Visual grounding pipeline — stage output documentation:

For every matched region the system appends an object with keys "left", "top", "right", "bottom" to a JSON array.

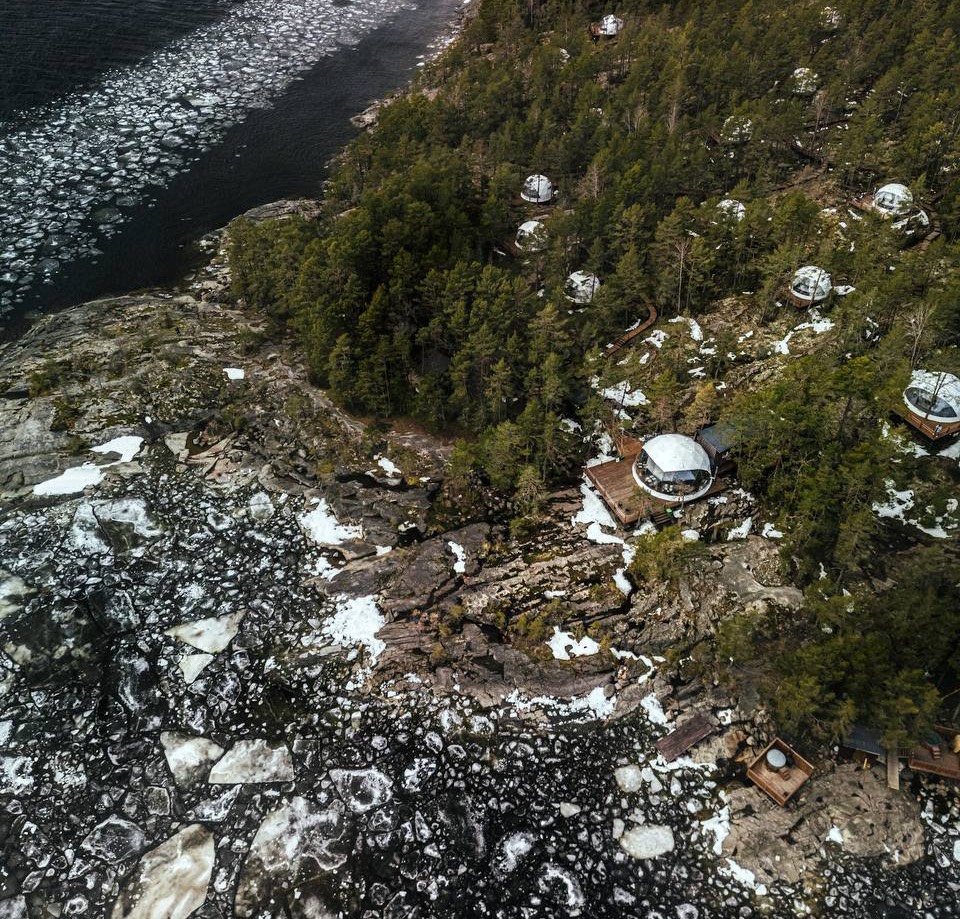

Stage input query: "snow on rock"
[
  {"left": 298, "top": 498, "right": 362, "bottom": 545},
  {"left": 873, "top": 480, "right": 959, "bottom": 538},
  {"left": 110, "top": 824, "right": 214, "bottom": 919},
  {"left": 92, "top": 435, "right": 144, "bottom": 463},
  {"left": 160, "top": 733, "right": 225, "bottom": 786},
  {"left": 207, "top": 739, "right": 294, "bottom": 784},
  {"left": 32, "top": 463, "right": 104, "bottom": 496},
  {"left": 223, "top": 367, "right": 245, "bottom": 380},
  {"left": 330, "top": 767, "right": 393, "bottom": 813},
  {"left": 573, "top": 482, "right": 620, "bottom": 545},
  {"left": 235, "top": 798, "right": 347, "bottom": 917},
  {"left": 506, "top": 686, "right": 615, "bottom": 721},
  {"left": 165, "top": 611, "right": 244, "bottom": 654},
  {"left": 701, "top": 805, "right": 731, "bottom": 855},
  {"left": 761, "top": 522, "right": 783, "bottom": 539},
  {"left": 613, "top": 568, "right": 632, "bottom": 596},
  {"left": 727, "top": 516, "right": 753, "bottom": 539},
  {"left": 547, "top": 627, "right": 600, "bottom": 660},
  {"left": 681, "top": 529, "right": 700, "bottom": 541},
  {"left": 772, "top": 311, "right": 835, "bottom": 355},
  {"left": 595, "top": 378, "right": 649, "bottom": 407},
  {"left": 376, "top": 455, "right": 402, "bottom": 477},
  {"left": 669, "top": 316, "right": 703, "bottom": 341},
  {"left": 448, "top": 541, "right": 467, "bottom": 574},
  {"left": 640, "top": 693, "right": 669, "bottom": 726},
  {"left": 619, "top": 824, "right": 675, "bottom": 859},
  {"left": 826, "top": 825, "right": 844, "bottom": 845},
  {"left": 645, "top": 330, "right": 668, "bottom": 349},
  {"left": 719, "top": 857, "right": 768, "bottom": 896},
  {"left": 322, "top": 595, "right": 386, "bottom": 664}
]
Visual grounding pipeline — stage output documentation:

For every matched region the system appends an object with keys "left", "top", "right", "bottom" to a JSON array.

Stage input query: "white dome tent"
[
  {"left": 902, "top": 369, "right": 960, "bottom": 437},
  {"left": 597, "top": 14, "right": 624, "bottom": 35},
  {"left": 515, "top": 219, "right": 547, "bottom": 252},
  {"left": 873, "top": 183, "right": 914, "bottom": 216},
  {"left": 521, "top": 174, "right": 555, "bottom": 204},
  {"left": 788, "top": 265, "right": 832, "bottom": 307},
  {"left": 717, "top": 198, "right": 746, "bottom": 222},
  {"left": 564, "top": 270, "right": 601, "bottom": 304},
  {"left": 632, "top": 434, "right": 715, "bottom": 502}
]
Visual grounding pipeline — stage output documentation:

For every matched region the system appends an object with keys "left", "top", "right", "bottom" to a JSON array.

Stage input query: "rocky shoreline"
[{"left": 0, "top": 200, "right": 955, "bottom": 916}]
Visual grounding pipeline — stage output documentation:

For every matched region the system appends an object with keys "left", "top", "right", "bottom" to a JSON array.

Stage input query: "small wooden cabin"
[{"left": 746, "top": 738, "right": 814, "bottom": 806}]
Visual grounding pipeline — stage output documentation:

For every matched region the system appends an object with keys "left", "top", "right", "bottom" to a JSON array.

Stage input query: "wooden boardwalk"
[
  {"left": 586, "top": 437, "right": 730, "bottom": 526},
  {"left": 605, "top": 303, "right": 659, "bottom": 357},
  {"left": 655, "top": 714, "right": 715, "bottom": 762}
]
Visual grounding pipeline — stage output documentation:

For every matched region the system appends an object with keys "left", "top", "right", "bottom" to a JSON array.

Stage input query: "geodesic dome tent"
[
  {"left": 789, "top": 265, "right": 832, "bottom": 306},
  {"left": 564, "top": 270, "right": 601, "bottom": 304},
  {"left": 632, "top": 434, "right": 715, "bottom": 502},
  {"left": 597, "top": 14, "right": 624, "bottom": 35},
  {"left": 521, "top": 174, "right": 555, "bottom": 203},
  {"left": 903, "top": 370, "right": 960, "bottom": 431},
  {"left": 874, "top": 183, "right": 914, "bottom": 217},
  {"left": 516, "top": 219, "right": 547, "bottom": 252},
  {"left": 718, "top": 198, "right": 746, "bottom": 222}
]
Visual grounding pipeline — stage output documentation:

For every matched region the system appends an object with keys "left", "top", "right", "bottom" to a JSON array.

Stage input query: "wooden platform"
[
  {"left": 892, "top": 405, "right": 960, "bottom": 441},
  {"left": 746, "top": 738, "right": 814, "bottom": 806},
  {"left": 585, "top": 438, "right": 730, "bottom": 526},
  {"left": 908, "top": 726, "right": 960, "bottom": 781},
  {"left": 605, "top": 304, "right": 658, "bottom": 356},
  {"left": 655, "top": 714, "right": 715, "bottom": 762}
]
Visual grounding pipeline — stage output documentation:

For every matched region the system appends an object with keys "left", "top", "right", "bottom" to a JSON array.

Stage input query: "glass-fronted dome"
[
  {"left": 632, "top": 434, "right": 715, "bottom": 501},
  {"left": 521, "top": 174, "right": 554, "bottom": 204},
  {"left": 516, "top": 219, "right": 547, "bottom": 252},
  {"left": 874, "top": 183, "right": 914, "bottom": 216},
  {"left": 790, "top": 265, "right": 832, "bottom": 304},
  {"left": 564, "top": 270, "right": 601, "bottom": 304},
  {"left": 903, "top": 370, "right": 960, "bottom": 423}
]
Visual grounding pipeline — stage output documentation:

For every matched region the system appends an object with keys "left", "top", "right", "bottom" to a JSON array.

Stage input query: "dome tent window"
[
  {"left": 873, "top": 183, "right": 914, "bottom": 217},
  {"left": 515, "top": 220, "right": 547, "bottom": 253},
  {"left": 632, "top": 434, "right": 715, "bottom": 502},
  {"left": 564, "top": 270, "right": 601, "bottom": 304},
  {"left": 521, "top": 174, "right": 555, "bottom": 204},
  {"left": 788, "top": 265, "right": 831, "bottom": 307}
]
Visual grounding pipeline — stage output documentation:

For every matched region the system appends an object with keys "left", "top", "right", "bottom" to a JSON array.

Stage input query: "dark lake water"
[{"left": 0, "top": 0, "right": 463, "bottom": 336}]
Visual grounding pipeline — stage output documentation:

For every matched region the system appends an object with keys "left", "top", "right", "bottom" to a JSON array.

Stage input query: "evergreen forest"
[{"left": 228, "top": 0, "right": 960, "bottom": 746}]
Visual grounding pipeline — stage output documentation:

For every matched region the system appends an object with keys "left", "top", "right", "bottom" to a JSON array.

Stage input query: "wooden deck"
[
  {"left": 908, "top": 726, "right": 960, "bottom": 781},
  {"left": 892, "top": 405, "right": 960, "bottom": 441},
  {"left": 655, "top": 714, "right": 715, "bottom": 762},
  {"left": 746, "top": 738, "right": 814, "bottom": 806},
  {"left": 585, "top": 439, "right": 730, "bottom": 526}
]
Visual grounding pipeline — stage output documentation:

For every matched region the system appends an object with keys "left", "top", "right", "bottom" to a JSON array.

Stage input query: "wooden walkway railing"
[{"left": 605, "top": 302, "right": 658, "bottom": 357}]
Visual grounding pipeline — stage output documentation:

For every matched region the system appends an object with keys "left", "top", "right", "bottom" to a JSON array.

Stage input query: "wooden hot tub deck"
[{"left": 585, "top": 436, "right": 729, "bottom": 527}]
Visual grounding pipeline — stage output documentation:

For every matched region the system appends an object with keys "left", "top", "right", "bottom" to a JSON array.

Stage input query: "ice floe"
[{"left": 207, "top": 739, "right": 294, "bottom": 784}]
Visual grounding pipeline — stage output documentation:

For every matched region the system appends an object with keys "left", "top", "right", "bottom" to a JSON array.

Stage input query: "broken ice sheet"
[{"left": 165, "top": 611, "right": 244, "bottom": 653}]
